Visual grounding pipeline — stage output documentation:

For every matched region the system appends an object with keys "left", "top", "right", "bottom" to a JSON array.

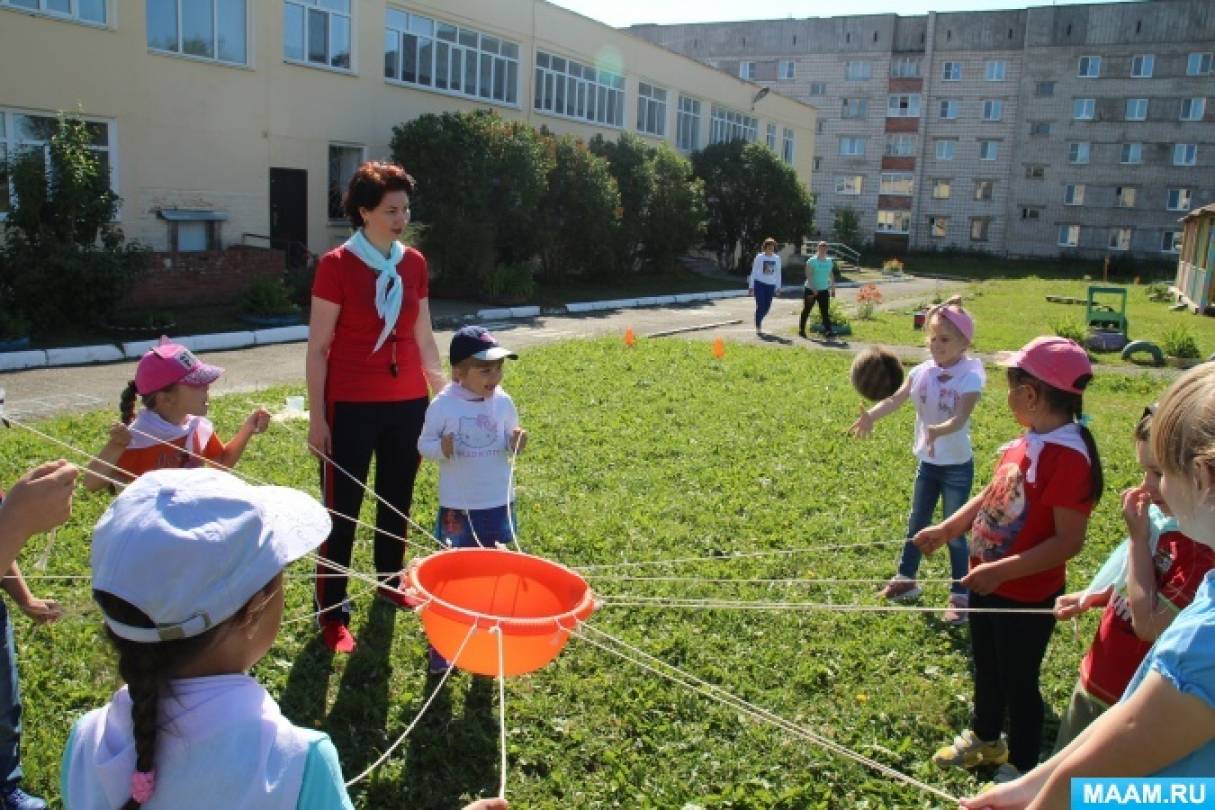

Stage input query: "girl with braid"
[
  {"left": 61, "top": 468, "right": 506, "bottom": 810},
  {"left": 83, "top": 338, "right": 268, "bottom": 493}
]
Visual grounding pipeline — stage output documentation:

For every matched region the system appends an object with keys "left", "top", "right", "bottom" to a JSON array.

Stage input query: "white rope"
[
  {"left": 598, "top": 595, "right": 1057, "bottom": 615},
  {"left": 571, "top": 539, "right": 907, "bottom": 572},
  {"left": 344, "top": 622, "right": 478, "bottom": 787},
  {"left": 573, "top": 623, "right": 959, "bottom": 805},
  {"left": 493, "top": 624, "right": 509, "bottom": 799},
  {"left": 505, "top": 440, "right": 522, "bottom": 553},
  {"left": 585, "top": 574, "right": 960, "bottom": 586}
]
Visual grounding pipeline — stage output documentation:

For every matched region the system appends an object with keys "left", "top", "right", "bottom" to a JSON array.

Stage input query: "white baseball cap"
[{"left": 91, "top": 468, "right": 331, "bottom": 643}]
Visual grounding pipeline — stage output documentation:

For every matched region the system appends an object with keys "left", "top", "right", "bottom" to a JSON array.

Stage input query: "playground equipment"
[
  {"left": 405, "top": 548, "right": 597, "bottom": 677},
  {"left": 1121, "top": 340, "right": 1165, "bottom": 367},
  {"left": 1083, "top": 286, "right": 1130, "bottom": 352}
]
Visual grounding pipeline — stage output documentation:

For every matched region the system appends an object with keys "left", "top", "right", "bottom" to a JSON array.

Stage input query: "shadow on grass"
[
  {"left": 327, "top": 600, "right": 399, "bottom": 777},
  {"left": 278, "top": 633, "right": 335, "bottom": 731}
]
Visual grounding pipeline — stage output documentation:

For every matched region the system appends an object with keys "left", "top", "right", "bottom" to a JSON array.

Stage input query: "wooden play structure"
[{"left": 1172, "top": 203, "right": 1215, "bottom": 315}]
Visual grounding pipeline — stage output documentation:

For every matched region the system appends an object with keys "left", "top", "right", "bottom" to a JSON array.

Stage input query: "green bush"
[
  {"left": 808, "top": 298, "right": 850, "bottom": 329},
  {"left": 480, "top": 262, "right": 537, "bottom": 304},
  {"left": 1, "top": 114, "right": 148, "bottom": 333},
  {"left": 833, "top": 206, "right": 861, "bottom": 248},
  {"left": 1050, "top": 319, "right": 1087, "bottom": 344},
  {"left": 537, "top": 135, "right": 619, "bottom": 282},
  {"left": 1145, "top": 282, "right": 1171, "bottom": 302},
  {"left": 239, "top": 277, "right": 300, "bottom": 316},
  {"left": 1162, "top": 324, "right": 1201, "bottom": 358}
]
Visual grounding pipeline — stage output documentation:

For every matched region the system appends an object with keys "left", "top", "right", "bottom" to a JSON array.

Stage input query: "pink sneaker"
[
  {"left": 878, "top": 575, "right": 922, "bottom": 603},
  {"left": 942, "top": 593, "right": 969, "bottom": 625}
]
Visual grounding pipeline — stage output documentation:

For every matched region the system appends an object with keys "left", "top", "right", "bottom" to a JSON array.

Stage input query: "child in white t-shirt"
[
  {"left": 418, "top": 326, "right": 527, "bottom": 672},
  {"left": 849, "top": 297, "right": 984, "bottom": 623}
]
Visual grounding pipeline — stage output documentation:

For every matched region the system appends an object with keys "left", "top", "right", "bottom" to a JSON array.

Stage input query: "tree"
[
  {"left": 535, "top": 135, "right": 620, "bottom": 282},
  {"left": 390, "top": 110, "right": 552, "bottom": 294},
  {"left": 692, "top": 141, "right": 813, "bottom": 273},
  {"left": 641, "top": 144, "right": 706, "bottom": 273},
  {"left": 0, "top": 115, "right": 147, "bottom": 333},
  {"left": 588, "top": 132, "right": 652, "bottom": 272},
  {"left": 832, "top": 206, "right": 861, "bottom": 248}
]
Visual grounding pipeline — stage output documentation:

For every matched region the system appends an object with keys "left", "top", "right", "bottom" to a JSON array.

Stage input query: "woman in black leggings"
[{"left": 799, "top": 241, "right": 836, "bottom": 338}]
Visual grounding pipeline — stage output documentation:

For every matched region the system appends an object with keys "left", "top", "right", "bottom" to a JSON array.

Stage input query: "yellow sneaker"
[{"left": 932, "top": 730, "right": 1008, "bottom": 769}]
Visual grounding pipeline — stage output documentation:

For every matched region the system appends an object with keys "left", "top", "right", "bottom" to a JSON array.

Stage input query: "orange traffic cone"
[
  {"left": 624, "top": 327, "right": 636, "bottom": 347},
  {"left": 712, "top": 337, "right": 725, "bottom": 359}
]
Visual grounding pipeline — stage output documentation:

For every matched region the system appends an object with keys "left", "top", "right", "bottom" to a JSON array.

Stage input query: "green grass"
[
  {"left": 837, "top": 276, "right": 1215, "bottom": 365},
  {"left": 0, "top": 338, "right": 1181, "bottom": 808},
  {"left": 875, "top": 253, "right": 1175, "bottom": 283}
]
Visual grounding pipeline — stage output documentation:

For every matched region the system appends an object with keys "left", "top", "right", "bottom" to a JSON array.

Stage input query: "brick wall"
[{"left": 122, "top": 246, "right": 286, "bottom": 310}]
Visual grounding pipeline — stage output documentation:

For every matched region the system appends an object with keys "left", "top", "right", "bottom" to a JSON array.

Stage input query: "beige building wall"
[{"left": 0, "top": 0, "right": 817, "bottom": 256}]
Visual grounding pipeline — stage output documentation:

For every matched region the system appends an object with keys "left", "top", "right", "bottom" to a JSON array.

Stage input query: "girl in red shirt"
[
  {"left": 306, "top": 161, "right": 444, "bottom": 654},
  {"left": 915, "top": 336, "right": 1103, "bottom": 782}
]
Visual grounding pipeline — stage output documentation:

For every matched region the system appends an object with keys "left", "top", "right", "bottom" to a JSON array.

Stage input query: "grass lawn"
[
  {"left": 0, "top": 337, "right": 1179, "bottom": 808},
  {"left": 835, "top": 276, "right": 1215, "bottom": 366}
]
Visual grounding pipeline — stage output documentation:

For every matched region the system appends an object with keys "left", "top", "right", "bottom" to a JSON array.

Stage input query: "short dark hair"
[{"left": 343, "top": 161, "right": 416, "bottom": 228}]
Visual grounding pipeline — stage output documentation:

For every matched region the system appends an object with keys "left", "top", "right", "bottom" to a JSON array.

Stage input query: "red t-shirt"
[
  {"left": 1080, "top": 530, "right": 1215, "bottom": 705},
  {"left": 312, "top": 245, "right": 429, "bottom": 403},
  {"left": 969, "top": 439, "right": 1095, "bottom": 602}
]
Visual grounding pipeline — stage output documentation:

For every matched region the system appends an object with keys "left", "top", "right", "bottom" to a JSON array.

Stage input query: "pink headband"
[{"left": 930, "top": 305, "right": 974, "bottom": 344}]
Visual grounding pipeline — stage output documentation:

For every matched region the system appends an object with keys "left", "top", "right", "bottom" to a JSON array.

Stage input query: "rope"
[
  {"left": 571, "top": 539, "right": 907, "bottom": 573},
  {"left": 598, "top": 595, "right": 1057, "bottom": 615},
  {"left": 585, "top": 574, "right": 960, "bottom": 586},
  {"left": 572, "top": 623, "right": 959, "bottom": 805},
  {"left": 494, "top": 625, "right": 509, "bottom": 799},
  {"left": 344, "top": 622, "right": 478, "bottom": 787},
  {"left": 505, "top": 440, "right": 522, "bottom": 553}
]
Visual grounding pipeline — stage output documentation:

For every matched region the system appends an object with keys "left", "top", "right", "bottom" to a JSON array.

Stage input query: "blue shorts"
[{"left": 434, "top": 504, "right": 518, "bottom": 548}]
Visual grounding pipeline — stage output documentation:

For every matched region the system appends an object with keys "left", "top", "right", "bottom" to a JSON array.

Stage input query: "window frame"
[
  {"left": 1108, "top": 227, "right": 1132, "bottom": 251},
  {"left": 931, "top": 178, "right": 952, "bottom": 199},
  {"left": 929, "top": 215, "right": 948, "bottom": 238},
  {"left": 969, "top": 216, "right": 990, "bottom": 242},
  {"left": 1186, "top": 52, "right": 1213, "bottom": 76},
  {"left": 1064, "top": 183, "right": 1086, "bottom": 206},
  {"left": 941, "top": 61, "right": 961, "bottom": 81},
  {"left": 1173, "top": 143, "right": 1198, "bottom": 167},
  {"left": 1120, "top": 142, "right": 1142, "bottom": 165},
  {"left": 387, "top": 11, "right": 520, "bottom": 107},
  {"left": 886, "top": 94, "right": 921, "bottom": 118},
  {"left": 534, "top": 50, "right": 625, "bottom": 128},
  {"left": 1077, "top": 55, "right": 1101, "bottom": 78},
  {"left": 938, "top": 99, "right": 958, "bottom": 120},
  {"left": 834, "top": 175, "right": 863, "bottom": 195},
  {"left": 1115, "top": 186, "right": 1136, "bottom": 208},
  {"left": 844, "top": 60, "right": 872, "bottom": 81},
  {"left": 982, "top": 99, "right": 1003, "bottom": 122},
  {"left": 1073, "top": 98, "right": 1096, "bottom": 120},
  {"left": 1166, "top": 188, "right": 1192, "bottom": 212},
  {"left": 876, "top": 209, "right": 910, "bottom": 234},
  {"left": 973, "top": 179, "right": 994, "bottom": 201},
  {"left": 1161, "top": 230, "right": 1181, "bottom": 253},
  {"left": 778, "top": 60, "right": 796, "bottom": 80},
  {"left": 0, "top": 108, "right": 119, "bottom": 220},
  {"left": 781, "top": 127, "right": 795, "bottom": 165},
  {"left": 1125, "top": 98, "right": 1148, "bottom": 121},
  {"left": 1035, "top": 81, "right": 1055, "bottom": 97},
  {"left": 1068, "top": 141, "right": 1091, "bottom": 164},
  {"left": 636, "top": 80, "right": 668, "bottom": 138},
  {"left": 739, "top": 61, "right": 755, "bottom": 80},
  {"left": 890, "top": 57, "right": 920, "bottom": 78},
  {"left": 710, "top": 104, "right": 757, "bottom": 145},
  {"left": 675, "top": 94, "right": 701, "bottom": 152},
  {"left": 879, "top": 172, "right": 914, "bottom": 196},
  {"left": 978, "top": 139, "right": 999, "bottom": 161},
  {"left": 837, "top": 136, "right": 865, "bottom": 157},
  {"left": 1131, "top": 54, "right": 1154, "bottom": 78},
  {"left": 1058, "top": 224, "right": 1080, "bottom": 247},
  {"left": 284, "top": 0, "right": 352, "bottom": 71},
  {"left": 841, "top": 97, "right": 868, "bottom": 119},
  {"left": 1, "top": 0, "right": 105, "bottom": 25},
  {"left": 885, "top": 134, "right": 916, "bottom": 157},
  {"left": 327, "top": 142, "right": 365, "bottom": 222},
  {"left": 148, "top": 0, "right": 249, "bottom": 66},
  {"left": 934, "top": 138, "right": 956, "bottom": 161},
  {"left": 984, "top": 60, "right": 1006, "bottom": 81},
  {"left": 1179, "top": 97, "right": 1206, "bottom": 122}
]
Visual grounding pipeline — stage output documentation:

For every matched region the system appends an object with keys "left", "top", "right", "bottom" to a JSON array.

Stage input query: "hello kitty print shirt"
[{"left": 417, "top": 382, "right": 519, "bottom": 510}]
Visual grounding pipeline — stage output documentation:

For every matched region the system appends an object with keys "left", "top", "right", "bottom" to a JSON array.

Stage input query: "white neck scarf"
[
  {"left": 127, "top": 409, "right": 213, "bottom": 457},
  {"left": 344, "top": 229, "right": 405, "bottom": 353},
  {"left": 1009, "top": 422, "right": 1090, "bottom": 485}
]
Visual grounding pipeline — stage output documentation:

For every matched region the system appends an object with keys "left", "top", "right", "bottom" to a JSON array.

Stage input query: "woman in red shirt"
[{"left": 306, "top": 161, "right": 445, "bottom": 654}]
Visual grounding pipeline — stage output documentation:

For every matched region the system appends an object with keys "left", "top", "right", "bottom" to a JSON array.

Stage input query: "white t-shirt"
[
  {"left": 907, "top": 356, "right": 985, "bottom": 465},
  {"left": 749, "top": 252, "right": 782, "bottom": 289},
  {"left": 418, "top": 382, "right": 520, "bottom": 510}
]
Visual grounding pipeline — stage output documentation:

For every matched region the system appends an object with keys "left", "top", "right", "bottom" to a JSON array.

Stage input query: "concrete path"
[{"left": 0, "top": 277, "right": 951, "bottom": 421}]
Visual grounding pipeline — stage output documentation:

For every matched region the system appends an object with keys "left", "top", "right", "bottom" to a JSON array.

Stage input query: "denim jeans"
[
  {"left": 434, "top": 504, "right": 518, "bottom": 549},
  {"left": 0, "top": 600, "right": 24, "bottom": 788},
  {"left": 896, "top": 458, "right": 974, "bottom": 595},
  {"left": 752, "top": 281, "right": 776, "bottom": 330}
]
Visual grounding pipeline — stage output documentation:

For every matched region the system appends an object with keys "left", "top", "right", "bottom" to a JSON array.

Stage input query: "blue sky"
[{"left": 550, "top": 0, "right": 1139, "bottom": 27}]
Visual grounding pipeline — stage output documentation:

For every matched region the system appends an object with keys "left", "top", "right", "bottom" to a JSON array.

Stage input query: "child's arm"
[
  {"left": 848, "top": 372, "right": 913, "bottom": 437},
  {"left": 1, "top": 563, "right": 63, "bottom": 624},
  {"left": 0, "top": 461, "right": 77, "bottom": 574},
  {"left": 1054, "top": 586, "right": 1112, "bottom": 620},
  {"left": 913, "top": 486, "right": 989, "bottom": 553},
  {"left": 963, "top": 506, "right": 1087, "bottom": 595},
  {"left": 1122, "top": 486, "right": 1174, "bottom": 641},
  {"left": 216, "top": 408, "right": 271, "bottom": 469},
  {"left": 503, "top": 396, "right": 526, "bottom": 454},
  {"left": 924, "top": 391, "right": 980, "bottom": 447},
  {"left": 83, "top": 423, "right": 131, "bottom": 492},
  {"left": 417, "top": 401, "right": 449, "bottom": 461}
]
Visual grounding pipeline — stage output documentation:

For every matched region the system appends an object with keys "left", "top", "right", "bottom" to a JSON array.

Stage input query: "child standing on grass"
[
  {"left": 961, "top": 363, "right": 1215, "bottom": 809},
  {"left": 61, "top": 468, "right": 508, "bottom": 810},
  {"left": 799, "top": 241, "right": 835, "bottom": 339},
  {"left": 849, "top": 297, "right": 984, "bottom": 624},
  {"left": 1050, "top": 404, "right": 1215, "bottom": 752},
  {"left": 83, "top": 337, "right": 269, "bottom": 491},
  {"left": 915, "top": 336, "right": 1102, "bottom": 784},
  {"left": 418, "top": 326, "right": 526, "bottom": 673},
  {"left": 747, "top": 238, "right": 781, "bottom": 334}
]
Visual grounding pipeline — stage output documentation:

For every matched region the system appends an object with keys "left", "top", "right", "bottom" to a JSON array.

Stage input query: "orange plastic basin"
[{"left": 407, "top": 548, "right": 596, "bottom": 677}]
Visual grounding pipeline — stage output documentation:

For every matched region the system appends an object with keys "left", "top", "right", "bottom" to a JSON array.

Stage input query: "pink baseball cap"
[
  {"left": 1000, "top": 336, "right": 1092, "bottom": 395},
  {"left": 134, "top": 337, "right": 224, "bottom": 396}
]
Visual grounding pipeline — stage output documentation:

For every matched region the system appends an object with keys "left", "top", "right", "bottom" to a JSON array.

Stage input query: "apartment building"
[
  {"left": 0, "top": 0, "right": 816, "bottom": 258},
  {"left": 629, "top": 0, "right": 1215, "bottom": 260}
]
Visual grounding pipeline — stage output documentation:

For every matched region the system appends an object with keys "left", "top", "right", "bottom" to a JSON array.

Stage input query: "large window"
[
  {"left": 978, "top": 140, "right": 999, "bottom": 161},
  {"left": 1167, "top": 188, "right": 1192, "bottom": 211},
  {"left": 934, "top": 139, "right": 956, "bottom": 160},
  {"left": 844, "top": 61, "right": 871, "bottom": 80},
  {"left": 890, "top": 58, "right": 920, "bottom": 78},
  {"left": 0, "top": 109, "right": 116, "bottom": 217},
  {"left": 938, "top": 99, "right": 958, "bottom": 120},
  {"left": 284, "top": 0, "right": 350, "bottom": 69},
  {"left": 710, "top": 105, "right": 756, "bottom": 144},
  {"left": 1131, "top": 54, "right": 1154, "bottom": 78},
  {"left": 838, "top": 136, "right": 865, "bottom": 157},
  {"left": 779, "top": 60, "right": 796, "bottom": 80},
  {"left": 781, "top": 128, "right": 794, "bottom": 165},
  {"left": 841, "top": 98, "right": 867, "bottom": 119},
  {"left": 2, "top": 0, "right": 104, "bottom": 23},
  {"left": 535, "top": 51, "right": 624, "bottom": 127},
  {"left": 1058, "top": 225, "right": 1080, "bottom": 247},
  {"left": 1120, "top": 142, "right": 1142, "bottom": 165},
  {"left": 676, "top": 95, "right": 700, "bottom": 152},
  {"left": 1077, "top": 55, "right": 1101, "bottom": 78},
  {"left": 387, "top": 12, "right": 518, "bottom": 105},
  {"left": 984, "top": 60, "right": 1006, "bottom": 81},
  {"left": 876, "top": 210, "right": 910, "bottom": 233},
  {"left": 1174, "top": 143, "right": 1198, "bottom": 166},
  {"left": 738, "top": 61, "right": 755, "bottom": 80},
  {"left": 636, "top": 81, "right": 667, "bottom": 137},
  {"left": 1068, "top": 141, "right": 1090, "bottom": 164},
  {"left": 1073, "top": 98, "right": 1095, "bottom": 120},
  {"left": 834, "top": 175, "right": 863, "bottom": 195},
  {"left": 885, "top": 135, "right": 915, "bottom": 157},
  {"left": 879, "top": 173, "right": 913, "bottom": 195},
  {"left": 1180, "top": 97, "right": 1206, "bottom": 122},
  {"left": 1186, "top": 52, "right": 1213, "bottom": 76},
  {"left": 765, "top": 123, "right": 777, "bottom": 150},
  {"left": 1125, "top": 98, "right": 1148, "bottom": 121},
  {"left": 942, "top": 61, "right": 961, "bottom": 81},
  {"left": 147, "top": 0, "right": 247, "bottom": 64},
  {"left": 982, "top": 99, "right": 1003, "bottom": 121},
  {"left": 327, "top": 143, "right": 364, "bottom": 221},
  {"left": 1064, "top": 183, "right": 1085, "bottom": 206},
  {"left": 887, "top": 94, "right": 921, "bottom": 118}
]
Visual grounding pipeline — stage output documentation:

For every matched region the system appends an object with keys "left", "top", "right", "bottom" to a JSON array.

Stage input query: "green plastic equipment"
[{"left": 1085, "top": 286, "right": 1129, "bottom": 337}]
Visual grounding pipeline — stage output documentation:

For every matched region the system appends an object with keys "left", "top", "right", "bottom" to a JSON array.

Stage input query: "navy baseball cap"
[{"left": 449, "top": 326, "right": 518, "bottom": 366}]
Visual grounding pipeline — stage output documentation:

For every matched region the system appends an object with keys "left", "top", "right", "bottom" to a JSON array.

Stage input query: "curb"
[{"left": 0, "top": 290, "right": 753, "bottom": 371}]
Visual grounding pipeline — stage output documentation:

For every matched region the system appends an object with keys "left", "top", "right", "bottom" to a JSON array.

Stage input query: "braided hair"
[
  {"left": 93, "top": 591, "right": 222, "bottom": 808},
  {"left": 119, "top": 381, "right": 169, "bottom": 425},
  {"left": 1007, "top": 366, "right": 1104, "bottom": 504}
]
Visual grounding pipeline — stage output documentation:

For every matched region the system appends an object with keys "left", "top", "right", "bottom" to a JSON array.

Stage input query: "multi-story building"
[
  {"left": 629, "top": 0, "right": 1215, "bottom": 260},
  {"left": 0, "top": 0, "right": 816, "bottom": 261}
]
